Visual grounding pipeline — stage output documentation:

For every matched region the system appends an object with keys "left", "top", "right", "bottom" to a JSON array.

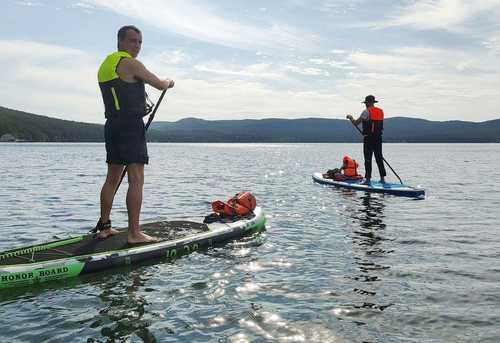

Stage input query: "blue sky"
[{"left": 1, "top": 0, "right": 500, "bottom": 123}]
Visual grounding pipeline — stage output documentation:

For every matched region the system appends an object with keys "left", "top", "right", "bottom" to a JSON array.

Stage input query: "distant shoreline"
[
  {"left": 1, "top": 105, "right": 499, "bottom": 143},
  {"left": 1, "top": 141, "right": 498, "bottom": 145}
]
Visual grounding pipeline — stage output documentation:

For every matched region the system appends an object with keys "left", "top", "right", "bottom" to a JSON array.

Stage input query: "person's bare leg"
[
  {"left": 98, "top": 163, "right": 124, "bottom": 238},
  {"left": 126, "top": 163, "right": 156, "bottom": 243}
]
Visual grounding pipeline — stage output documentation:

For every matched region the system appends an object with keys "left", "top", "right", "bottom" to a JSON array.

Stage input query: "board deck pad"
[{"left": 0, "top": 221, "right": 209, "bottom": 266}]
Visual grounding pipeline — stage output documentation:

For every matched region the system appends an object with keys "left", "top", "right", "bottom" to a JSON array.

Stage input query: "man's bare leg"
[
  {"left": 97, "top": 163, "right": 124, "bottom": 238},
  {"left": 126, "top": 163, "right": 156, "bottom": 243}
]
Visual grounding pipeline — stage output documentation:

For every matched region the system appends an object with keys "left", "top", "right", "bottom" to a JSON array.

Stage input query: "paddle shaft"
[
  {"left": 349, "top": 120, "right": 403, "bottom": 184},
  {"left": 114, "top": 89, "right": 167, "bottom": 195}
]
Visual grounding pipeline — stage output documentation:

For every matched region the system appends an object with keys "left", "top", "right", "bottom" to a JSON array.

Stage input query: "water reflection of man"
[{"left": 347, "top": 194, "right": 393, "bottom": 312}]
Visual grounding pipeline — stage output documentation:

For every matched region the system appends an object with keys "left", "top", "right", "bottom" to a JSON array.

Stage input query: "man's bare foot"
[
  {"left": 127, "top": 231, "right": 158, "bottom": 244},
  {"left": 98, "top": 228, "right": 120, "bottom": 239}
]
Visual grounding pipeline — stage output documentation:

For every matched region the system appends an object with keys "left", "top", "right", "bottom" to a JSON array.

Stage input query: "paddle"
[
  {"left": 347, "top": 118, "right": 404, "bottom": 184},
  {"left": 114, "top": 89, "right": 167, "bottom": 195}
]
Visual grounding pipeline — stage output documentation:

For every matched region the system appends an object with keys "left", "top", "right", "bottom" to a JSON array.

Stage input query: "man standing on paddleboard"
[
  {"left": 347, "top": 95, "right": 387, "bottom": 184},
  {"left": 94, "top": 25, "right": 174, "bottom": 243}
]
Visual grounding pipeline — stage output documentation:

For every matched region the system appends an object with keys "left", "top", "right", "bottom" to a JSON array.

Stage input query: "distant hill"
[
  {"left": 148, "top": 118, "right": 356, "bottom": 142},
  {"left": 383, "top": 117, "right": 500, "bottom": 143},
  {"left": 1, "top": 105, "right": 499, "bottom": 142},
  {"left": 148, "top": 117, "right": 500, "bottom": 143},
  {"left": 0, "top": 106, "right": 102, "bottom": 142}
]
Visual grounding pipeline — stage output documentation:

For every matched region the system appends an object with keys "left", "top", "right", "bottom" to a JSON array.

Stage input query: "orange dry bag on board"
[
  {"left": 211, "top": 192, "right": 257, "bottom": 217},
  {"left": 229, "top": 192, "right": 257, "bottom": 212}
]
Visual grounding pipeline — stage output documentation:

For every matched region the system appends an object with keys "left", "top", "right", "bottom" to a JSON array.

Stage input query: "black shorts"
[{"left": 104, "top": 117, "right": 149, "bottom": 165}]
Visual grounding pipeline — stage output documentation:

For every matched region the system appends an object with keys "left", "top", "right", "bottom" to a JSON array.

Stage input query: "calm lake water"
[{"left": 0, "top": 143, "right": 499, "bottom": 342}]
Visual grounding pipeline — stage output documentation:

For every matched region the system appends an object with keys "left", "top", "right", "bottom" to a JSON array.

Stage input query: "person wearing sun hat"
[{"left": 346, "top": 95, "right": 387, "bottom": 184}]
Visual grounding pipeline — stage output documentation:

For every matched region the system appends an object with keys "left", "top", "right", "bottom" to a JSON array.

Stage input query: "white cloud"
[
  {"left": 308, "top": 57, "right": 355, "bottom": 70},
  {"left": 382, "top": 0, "right": 500, "bottom": 31},
  {"left": 285, "top": 65, "right": 330, "bottom": 77},
  {"left": 320, "top": 0, "right": 362, "bottom": 14},
  {"left": 0, "top": 40, "right": 102, "bottom": 122},
  {"left": 2, "top": 39, "right": 499, "bottom": 123},
  {"left": 0, "top": 39, "right": 336, "bottom": 122},
  {"left": 158, "top": 50, "right": 189, "bottom": 65},
  {"left": 3, "top": 0, "right": 500, "bottom": 124},
  {"left": 158, "top": 78, "right": 338, "bottom": 119},
  {"left": 483, "top": 34, "right": 500, "bottom": 55},
  {"left": 331, "top": 49, "right": 346, "bottom": 55},
  {"left": 15, "top": 1, "right": 43, "bottom": 7},
  {"left": 70, "top": 2, "right": 95, "bottom": 11},
  {"left": 142, "top": 44, "right": 500, "bottom": 121},
  {"left": 0, "top": 40, "right": 85, "bottom": 60},
  {"left": 349, "top": 46, "right": 499, "bottom": 74},
  {"left": 194, "top": 62, "right": 285, "bottom": 80},
  {"left": 339, "top": 46, "right": 500, "bottom": 120},
  {"left": 308, "top": 58, "right": 326, "bottom": 64},
  {"left": 83, "top": 0, "right": 321, "bottom": 52}
]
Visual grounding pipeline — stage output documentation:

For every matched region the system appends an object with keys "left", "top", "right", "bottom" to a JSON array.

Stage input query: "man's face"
[{"left": 119, "top": 29, "right": 142, "bottom": 58}]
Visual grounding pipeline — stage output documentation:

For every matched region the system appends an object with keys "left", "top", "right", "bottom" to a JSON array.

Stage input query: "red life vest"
[
  {"left": 362, "top": 106, "right": 384, "bottom": 136},
  {"left": 342, "top": 156, "right": 359, "bottom": 177},
  {"left": 369, "top": 106, "right": 384, "bottom": 121}
]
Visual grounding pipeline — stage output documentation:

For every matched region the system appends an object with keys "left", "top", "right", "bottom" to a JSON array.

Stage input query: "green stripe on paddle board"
[
  {"left": 0, "top": 236, "right": 85, "bottom": 262},
  {"left": 0, "top": 261, "right": 85, "bottom": 289}
]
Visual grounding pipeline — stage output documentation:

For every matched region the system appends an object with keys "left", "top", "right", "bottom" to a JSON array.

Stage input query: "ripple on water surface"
[{"left": 1, "top": 143, "right": 500, "bottom": 342}]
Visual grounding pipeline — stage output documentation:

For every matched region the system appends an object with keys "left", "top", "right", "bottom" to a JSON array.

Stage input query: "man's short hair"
[{"left": 117, "top": 25, "right": 141, "bottom": 48}]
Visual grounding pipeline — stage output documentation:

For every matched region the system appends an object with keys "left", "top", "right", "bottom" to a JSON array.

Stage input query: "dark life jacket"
[
  {"left": 362, "top": 106, "right": 384, "bottom": 136},
  {"left": 98, "top": 51, "right": 146, "bottom": 119}
]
